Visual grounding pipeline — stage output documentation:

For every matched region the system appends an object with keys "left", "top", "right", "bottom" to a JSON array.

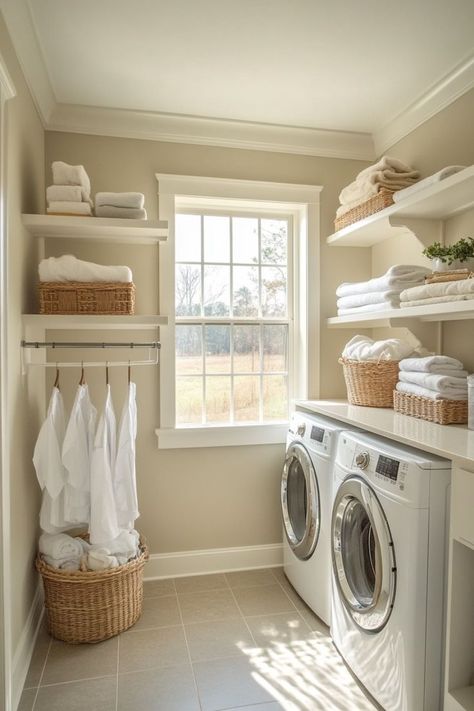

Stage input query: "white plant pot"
[{"left": 431, "top": 258, "right": 450, "bottom": 272}]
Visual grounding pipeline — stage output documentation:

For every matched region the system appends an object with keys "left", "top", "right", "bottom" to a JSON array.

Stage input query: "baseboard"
[
  {"left": 11, "top": 586, "right": 43, "bottom": 711},
  {"left": 144, "top": 542, "right": 283, "bottom": 580}
]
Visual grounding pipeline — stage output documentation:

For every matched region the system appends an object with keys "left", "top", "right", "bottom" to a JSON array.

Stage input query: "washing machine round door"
[
  {"left": 281, "top": 442, "right": 320, "bottom": 561},
  {"left": 331, "top": 476, "right": 396, "bottom": 633}
]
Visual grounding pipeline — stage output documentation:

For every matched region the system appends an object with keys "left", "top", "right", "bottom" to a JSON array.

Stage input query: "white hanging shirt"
[
  {"left": 114, "top": 381, "right": 139, "bottom": 529},
  {"left": 89, "top": 384, "right": 120, "bottom": 544},
  {"left": 62, "top": 384, "right": 97, "bottom": 526},
  {"left": 33, "top": 387, "right": 70, "bottom": 533}
]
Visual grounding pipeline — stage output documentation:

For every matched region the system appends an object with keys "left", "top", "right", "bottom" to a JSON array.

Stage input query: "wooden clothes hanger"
[{"left": 79, "top": 361, "right": 86, "bottom": 385}]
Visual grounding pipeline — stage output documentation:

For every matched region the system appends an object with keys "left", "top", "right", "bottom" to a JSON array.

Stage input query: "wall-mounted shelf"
[
  {"left": 22, "top": 214, "right": 168, "bottom": 244},
  {"left": 22, "top": 314, "right": 168, "bottom": 330},
  {"left": 327, "top": 299, "right": 474, "bottom": 328},
  {"left": 446, "top": 687, "right": 474, "bottom": 711},
  {"left": 327, "top": 165, "right": 474, "bottom": 247}
]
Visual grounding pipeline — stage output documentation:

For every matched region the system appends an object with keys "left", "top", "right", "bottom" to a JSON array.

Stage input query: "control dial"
[
  {"left": 355, "top": 451, "right": 370, "bottom": 469},
  {"left": 297, "top": 423, "right": 306, "bottom": 436}
]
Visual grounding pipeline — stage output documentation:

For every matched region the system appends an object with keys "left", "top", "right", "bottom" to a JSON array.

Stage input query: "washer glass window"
[
  {"left": 286, "top": 456, "right": 307, "bottom": 542},
  {"left": 281, "top": 442, "right": 320, "bottom": 560}
]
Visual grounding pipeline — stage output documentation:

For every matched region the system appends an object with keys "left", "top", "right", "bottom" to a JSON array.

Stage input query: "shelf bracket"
[{"left": 388, "top": 216, "right": 442, "bottom": 248}]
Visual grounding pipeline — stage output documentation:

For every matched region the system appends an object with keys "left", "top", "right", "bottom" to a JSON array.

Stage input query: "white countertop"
[{"left": 295, "top": 399, "right": 474, "bottom": 470}]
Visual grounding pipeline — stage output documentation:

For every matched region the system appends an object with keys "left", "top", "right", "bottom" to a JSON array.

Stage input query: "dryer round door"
[
  {"left": 281, "top": 442, "right": 320, "bottom": 561},
  {"left": 331, "top": 476, "right": 396, "bottom": 633}
]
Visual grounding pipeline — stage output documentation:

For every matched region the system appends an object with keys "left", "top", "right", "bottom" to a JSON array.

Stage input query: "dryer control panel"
[{"left": 288, "top": 414, "right": 337, "bottom": 457}]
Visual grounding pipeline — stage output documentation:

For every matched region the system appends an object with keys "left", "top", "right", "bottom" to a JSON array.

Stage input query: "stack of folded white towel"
[
  {"left": 336, "top": 265, "right": 431, "bottom": 315},
  {"left": 342, "top": 335, "right": 419, "bottom": 362},
  {"left": 393, "top": 165, "right": 467, "bottom": 203},
  {"left": 39, "top": 255, "right": 133, "bottom": 283},
  {"left": 337, "top": 156, "right": 420, "bottom": 219},
  {"left": 396, "top": 356, "right": 468, "bottom": 401},
  {"left": 39, "top": 529, "right": 140, "bottom": 572},
  {"left": 400, "top": 277, "right": 474, "bottom": 309},
  {"left": 95, "top": 192, "right": 147, "bottom": 220},
  {"left": 47, "top": 161, "right": 93, "bottom": 216}
]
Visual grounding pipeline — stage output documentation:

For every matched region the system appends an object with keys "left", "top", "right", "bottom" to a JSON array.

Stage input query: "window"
[{"left": 156, "top": 175, "right": 321, "bottom": 448}]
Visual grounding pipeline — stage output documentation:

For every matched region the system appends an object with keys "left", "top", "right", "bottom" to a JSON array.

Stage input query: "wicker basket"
[
  {"left": 335, "top": 189, "right": 395, "bottom": 231},
  {"left": 39, "top": 281, "right": 135, "bottom": 315},
  {"left": 339, "top": 358, "right": 399, "bottom": 408},
  {"left": 36, "top": 536, "right": 148, "bottom": 643},
  {"left": 393, "top": 390, "right": 468, "bottom": 425}
]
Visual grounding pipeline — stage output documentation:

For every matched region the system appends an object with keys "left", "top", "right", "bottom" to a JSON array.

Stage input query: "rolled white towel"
[
  {"left": 39, "top": 532, "right": 84, "bottom": 560},
  {"left": 399, "top": 356, "right": 465, "bottom": 374},
  {"left": 336, "top": 265, "right": 430, "bottom": 298},
  {"left": 399, "top": 371, "right": 467, "bottom": 393},
  {"left": 52, "top": 161, "right": 91, "bottom": 194},
  {"left": 46, "top": 185, "right": 92, "bottom": 204},
  {"left": 337, "top": 291, "right": 401, "bottom": 310},
  {"left": 95, "top": 192, "right": 144, "bottom": 210},
  {"left": 393, "top": 166, "right": 467, "bottom": 203},
  {"left": 39, "top": 255, "right": 133, "bottom": 283},
  {"left": 100, "top": 529, "right": 140, "bottom": 558},
  {"left": 342, "top": 335, "right": 415, "bottom": 362},
  {"left": 47, "top": 201, "right": 92, "bottom": 216},
  {"left": 396, "top": 381, "right": 468, "bottom": 401},
  {"left": 42, "top": 554, "right": 81, "bottom": 571},
  {"left": 87, "top": 548, "right": 119, "bottom": 571},
  {"left": 95, "top": 206, "right": 147, "bottom": 220}
]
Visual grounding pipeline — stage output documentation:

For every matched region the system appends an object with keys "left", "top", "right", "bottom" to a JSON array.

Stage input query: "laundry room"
[{"left": 0, "top": 1, "right": 473, "bottom": 710}]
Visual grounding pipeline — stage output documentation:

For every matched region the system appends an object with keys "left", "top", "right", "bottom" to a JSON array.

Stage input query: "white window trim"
[{"left": 155, "top": 174, "right": 322, "bottom": 448}]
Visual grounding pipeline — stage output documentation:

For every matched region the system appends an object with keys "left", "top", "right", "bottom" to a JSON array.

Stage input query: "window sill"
[{"left": 155, "top": 423, "right": 288, "bottom": 449}]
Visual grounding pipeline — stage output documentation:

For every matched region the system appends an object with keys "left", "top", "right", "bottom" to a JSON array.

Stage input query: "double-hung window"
[{"left": 156, "top": 175, "right": 321, "bottom": 448}]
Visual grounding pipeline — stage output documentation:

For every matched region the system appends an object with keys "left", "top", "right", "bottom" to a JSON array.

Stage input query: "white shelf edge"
[
  {"left": 446, "top": 686, "right": 474, "bottom": 711},
  {"left": 327, "top": 300, "right": 474, "bottom": 328},
  {"left": 22, "top": 314, "right": 168, "bottom": 330},
  {"left": 22, "top": 214, "right": 168, "bottom": 243}
]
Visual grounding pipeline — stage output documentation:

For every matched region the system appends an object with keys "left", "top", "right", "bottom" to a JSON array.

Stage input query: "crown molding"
[{"left": 373, "top": 53, "right": 474, "bottom": 156}]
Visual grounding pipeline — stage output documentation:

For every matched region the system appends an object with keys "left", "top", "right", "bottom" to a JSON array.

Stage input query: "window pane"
[
  {"left": 262, "top": 266, "right": 287, "bottom": 317},
  {"left": 233, "top": 217, "right": 258, "bottom": 264},
  {"left": 263, "top": 325, "right": 288, "bottom": 372},
  {"left": 176, "top": 214, "right": 201, "bottom": 262},
  {"left": 204, "top": 265, "right": 230, "bottom": 316},
  {"left": 206, "top": 376, "right": 231, "bottom": 423},
  {"left": 233, "top": 325, "right": 260, "bottom": 373},
  {"left": 261, "top": 219, "right": 287, "bottom": 265},
  {"left": 204, "top": 216, "right": 230, "bottom": 263},
  {"left": 176, "top": 264, "right": 201, "bottom": 317},
  {"left": 176, "top": 376, "right": 203, "bottom": 424},
  {"left": 263, "top": 375, "right": 288, "bottom": 420},
  {"left": 234, "top": 376, "right": 260, "bottom": 422},
  {"left": 176, "top": 325, "right": 202, "bottom": 375},
  {"left": 205, "top": 325, "right": 230, "bottom": 373},
  {"left": 232, "top": 266, "right": 259, "bottom": 317}
]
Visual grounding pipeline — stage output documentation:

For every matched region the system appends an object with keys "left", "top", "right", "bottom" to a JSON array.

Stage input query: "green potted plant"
[
  {"left": 422, "top": 242, "right": 451, "bottom": 272},
  {"left": 449, "top": 237, "right": 474, "bottom": 269}
]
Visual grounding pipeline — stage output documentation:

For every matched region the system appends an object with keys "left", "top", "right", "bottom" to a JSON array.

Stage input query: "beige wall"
[{"left": 0, "top": 11, "right": 45, "bottom": 664}]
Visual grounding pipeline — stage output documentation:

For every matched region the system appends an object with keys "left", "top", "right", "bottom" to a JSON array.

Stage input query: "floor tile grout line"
[
  {"left": 30, "top": 636, "right": 52, "bottom": 711},
  {"left": 225, "top": 583, "right": 261, "bottom": 651},
  {"left": 33, "top": 672, "right": 119, "bottom": 690},
  {"left": 174, "top": 586, "right": 204, "bottom": 711}
]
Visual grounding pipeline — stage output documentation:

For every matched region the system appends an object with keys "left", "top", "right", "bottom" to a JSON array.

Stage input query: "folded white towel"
[
  {"left": 39, "top": 532, "right": 85, "bottom": 560},
  {"left": 342, "top": 335, "right": 416, "bottom": 362},
  {"left": 400, "top": 278, "right": 474, "bottom": 303},
  {"left": 95, "top": 192, "right": 145, "bottom": 209},
  {"left": 336, "top": 265, "right": 431, "bottom": 298},
  {"left": 338, "top": 176, "right": 419, "bottom": 213},
  {"left": 95, "top": 206, "right": 147, "bottom": 220},
  {"left": 399, "top": 356, "right": 465, "bottom": 374},
  {"left": 47, "top": 201, "right": 92, "bottom": 216},
  {"left": 42, "top": 554, "right": 82, "bottom": 571},
  {"left": 356, "top": 156, "right": 417, "bottom": 179},
  {"left": 398, "top": 371, "right": 467, "bottom": 394},
  {"left": 339, "top": 156, "right": 420, "bottom": 206},
  {"left": 52, "top": 161, "right": 91, "bottom": 194},
  {"left": 47, "top": 185, "right": 92, "bottom": 204},
  {"left": 337, "top": 291, "right": 401, "bottom": 310},
  {"left": 396, "top": 381, "right": 468, "bottom": 401},
  {"left": 87, "top": 548, "right": 119, "bottom": 571},
  {"left": 39, "top": 255, "right": 133, "bottom": 283},
  {"left": 337, "top": 302, "right": 399, "bottom": 316},
  {"left": 401, "top": 293, "right": 474, "bottom": 309},
  {"left": 393, "top": 166, "right": 467, "bottom": 203}
]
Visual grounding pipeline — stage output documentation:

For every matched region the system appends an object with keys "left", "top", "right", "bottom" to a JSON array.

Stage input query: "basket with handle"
[{"left": 339, "top": 357, "right": 399, "bottom": 408}]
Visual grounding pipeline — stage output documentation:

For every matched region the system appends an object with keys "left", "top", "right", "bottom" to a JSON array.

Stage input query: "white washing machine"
[
  {"left": 331, "top": 430, "right": 451, "bottom": 711},
  {"left": 281, "top": 411, "right": 346, "bottom": 625}
]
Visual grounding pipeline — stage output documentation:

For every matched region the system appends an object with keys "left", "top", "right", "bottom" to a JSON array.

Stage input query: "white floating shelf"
[
  {"left": 327, "top": 166, "right": 474, "bottom": 247},
  {"left": 327, "top": 300, "right": 474, "bottom": 328},
  {"left": 446, "top": 686, "right": 474, "bottom": 711},
  {"left": 22, "top": 214, "right": 168, "bottom": 244},
  {"left": 22, "top": 314, "right": 168, "bottom": 330}
]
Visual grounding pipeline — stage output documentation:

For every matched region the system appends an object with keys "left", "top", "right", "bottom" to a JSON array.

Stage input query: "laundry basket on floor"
[{"left": 36, "top": 535, "right": 148, "bottom": 644}]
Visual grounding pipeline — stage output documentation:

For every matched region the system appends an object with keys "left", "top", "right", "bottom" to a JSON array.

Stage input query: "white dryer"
[
  {"left": 281, "top": 411, "right": 345, "bottom": 625},
  {"left": 331, "top": 430, "right": 451, "bottom": 711}
]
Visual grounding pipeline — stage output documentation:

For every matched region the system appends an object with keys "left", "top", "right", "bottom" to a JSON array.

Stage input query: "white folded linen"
[
  {"left": 99, "top": 529, "right": 140, "bottom": 559},
  {"left": 337, "top": 291, "right": 401, "bottom": 310},
  {"left": 396, "top": 381, "right": 468, "bottom": 401},
  {"left": 337, "top": 176, "right": 420, "bottom": 215},
  {"left": 47, "top": 185, "right": 84, "bottom": 203},
  {"left": 39, "top": 255, "right": 133, "bottom": 283},
  {"left": 95, "top": 205, "right": 147, "bottom": 220},
  {"left": 47, "top": 201, "right": 92, "bottom": 216},
  {"left": 401, "top": 293, "right": 474, "bottom": 308},
  {"left": 95, "top": 192, "right": 145, "bottom": 209},
  {"left": 42, "top": 555, "right": 82, "bottom": 571},
  {"left": 39, "top": 532, "right": 85, "bottom": 560},
  {"left": 87, "top": 549, "right": 119, "bottom": 571},
  {"left": 399, "top": 370, "right": 467, "bottom": 393},
  {"left": 339, "top": 156, "right": 420, "bottom": 206},
  {"left": 337, "top": 302, "right": 399, "bottom": 316},
  {"left": 399, "top": 355, "right": 465, "bottom": 374},
  {"left": 342, "top": 335, "right": 416, "bottom": 362},
  {"left": 52, "top": 161, "right": 91, "bottom": 194},
  {"left": 336, "top": 265, "right": 431, "bottom": 298},
  {"left": 400, "top": 278, "right": 474, "bottom": 303},
  {"left": 393, "top": 166, "right": 467, "bottom": 203}
]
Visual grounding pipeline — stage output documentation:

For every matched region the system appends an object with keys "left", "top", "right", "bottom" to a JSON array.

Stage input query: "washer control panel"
[{"left": 288, "top": 415, "right": 335, "bottom": 455}]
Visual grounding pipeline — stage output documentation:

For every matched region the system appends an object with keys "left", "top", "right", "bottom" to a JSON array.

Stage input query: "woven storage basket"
[
  {"left": 36, "top": 535, "right": 148, "bottom": 643},
  {"left": 335, "top": 189, "right": 395, "bottom": 231},
  {"left": 39, "top": 281, "right": 135, "bottom": 315},
  {"left": 339, "top": 358, "right": 399, "bottom": 408},
  {"left": 393, "top": 390, "right": 468, "bottom": 425}
]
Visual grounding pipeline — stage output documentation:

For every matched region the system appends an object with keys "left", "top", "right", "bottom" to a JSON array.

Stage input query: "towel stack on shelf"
[
  {"left": 337, "top": 156, "right": 420, "bottom": 219},
  {"left": 393, "top": 165, "right": 467, "bottom": 203},
  {"left": 95, "top": 192, "right": 147, "bottom": 219},
  {"left": 39, "top": 255, "right": 133, "bottom": 283},
  {"left": 400, "top": 276, "right": 474, "bottom": 309},
  {"left": 47, "top": 161, "right": 93, "bottom": 216},
  {"left": 336, "top": 265, "right": 431, "bottom": 316},
  {"left": 342, "top": 335, "right": 418, "bottom": 362},
  {"left": 396, "top": 356, "right": 468, "bottom": 401}
]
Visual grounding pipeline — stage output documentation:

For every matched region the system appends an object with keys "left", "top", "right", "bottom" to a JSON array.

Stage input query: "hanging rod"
[
  {"left": 21, "top": 340, "right": 161, "bottom": 349},
  {"left": 26, "top": 358, "right": 159, "bottom": 369}
]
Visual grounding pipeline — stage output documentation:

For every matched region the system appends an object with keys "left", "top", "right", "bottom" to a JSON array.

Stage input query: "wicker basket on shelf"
[
  {"left": 393, "top": 390, "right": 468, "bottom": 425},
  {"left": 339, "top": 358, "right": 399, "bottom": 408},
  {"left": 335, "top": 189, "right": 395, "bottom": 231},
  {"left": 36, "top": 535, "right": 148, "bottom": 644},
  {"left": 39, "top": 281, "right": 135, "bottom": 315}
]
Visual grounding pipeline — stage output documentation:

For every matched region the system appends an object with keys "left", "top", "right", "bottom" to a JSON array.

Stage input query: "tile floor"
[{"left": 19, "top": 567, "right": 379, "bottom": 711}]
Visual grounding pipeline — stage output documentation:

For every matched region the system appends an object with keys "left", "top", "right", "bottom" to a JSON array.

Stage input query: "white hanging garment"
[
  {"left": 114, "top": 381, "right": 139, "bottom": 529},
  {"left": 33, "top": 387, "right": 70, "bottom": 533},
  {"left": 89, "top": 384, "right": 120, "bottom": 544},
  {"left": 62, "top": 384, "right": 97, "bottom": 526}
]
